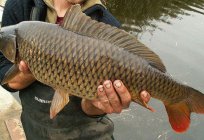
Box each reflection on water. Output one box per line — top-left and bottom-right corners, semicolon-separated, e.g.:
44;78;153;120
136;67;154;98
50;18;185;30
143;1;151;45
107;0;204;140
106;0;204;34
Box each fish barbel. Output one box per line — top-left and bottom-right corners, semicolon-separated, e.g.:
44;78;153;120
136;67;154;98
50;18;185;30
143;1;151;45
0;5;204;133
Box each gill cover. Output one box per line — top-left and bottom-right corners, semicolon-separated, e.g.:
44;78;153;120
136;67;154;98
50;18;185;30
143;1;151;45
0;33;17;63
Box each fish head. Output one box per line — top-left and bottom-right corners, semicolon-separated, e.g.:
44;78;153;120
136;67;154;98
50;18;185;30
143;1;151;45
0;25;17;63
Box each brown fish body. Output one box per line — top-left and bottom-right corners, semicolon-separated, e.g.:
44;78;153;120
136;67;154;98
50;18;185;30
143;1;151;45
15;21;178;103
1;5;204;133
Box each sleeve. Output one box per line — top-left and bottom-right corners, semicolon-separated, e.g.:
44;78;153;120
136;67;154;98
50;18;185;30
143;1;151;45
1;0;24;27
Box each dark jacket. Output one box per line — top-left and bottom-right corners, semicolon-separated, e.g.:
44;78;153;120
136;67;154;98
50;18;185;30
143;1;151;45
0;0;120;140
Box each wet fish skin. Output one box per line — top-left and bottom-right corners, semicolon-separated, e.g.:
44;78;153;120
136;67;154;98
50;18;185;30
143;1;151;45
0;5;204;133
17;22;166;101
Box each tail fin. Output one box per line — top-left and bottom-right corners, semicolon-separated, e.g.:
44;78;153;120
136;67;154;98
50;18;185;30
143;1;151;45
164;87;204;133
186;87;204;114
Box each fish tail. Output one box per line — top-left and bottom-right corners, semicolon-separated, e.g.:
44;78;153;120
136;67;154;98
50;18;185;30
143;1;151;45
164;87;204;133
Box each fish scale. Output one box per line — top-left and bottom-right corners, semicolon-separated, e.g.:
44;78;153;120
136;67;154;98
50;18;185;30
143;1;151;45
1;5;204;133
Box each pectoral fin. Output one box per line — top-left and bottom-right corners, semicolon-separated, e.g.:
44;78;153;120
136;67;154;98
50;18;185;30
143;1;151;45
1;64;20;85
50;89;70;119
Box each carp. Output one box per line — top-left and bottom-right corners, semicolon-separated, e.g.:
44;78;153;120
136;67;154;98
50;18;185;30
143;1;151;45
0;5;204;133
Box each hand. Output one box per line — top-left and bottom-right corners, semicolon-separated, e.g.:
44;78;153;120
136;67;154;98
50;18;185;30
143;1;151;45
7;61;35;90
19;60;32;74
81;80;151;116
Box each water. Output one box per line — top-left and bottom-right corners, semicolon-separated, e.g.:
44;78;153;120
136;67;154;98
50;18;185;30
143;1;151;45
106;0;204;139
0;0;204;139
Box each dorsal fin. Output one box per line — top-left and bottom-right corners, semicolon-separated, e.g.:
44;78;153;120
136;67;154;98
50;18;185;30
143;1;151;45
61;5;166;72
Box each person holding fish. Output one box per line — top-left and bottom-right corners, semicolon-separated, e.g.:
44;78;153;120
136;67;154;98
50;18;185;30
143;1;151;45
0;0;151;139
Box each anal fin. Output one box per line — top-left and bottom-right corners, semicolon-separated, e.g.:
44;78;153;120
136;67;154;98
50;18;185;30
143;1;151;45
132;97;155;112
50;89;70;119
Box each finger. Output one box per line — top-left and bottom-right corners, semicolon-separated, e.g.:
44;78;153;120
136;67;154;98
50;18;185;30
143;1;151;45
19;61;30;73
96;85;113;114
91;100;105;112
103;80;122;113
113;80;131;108
140;90;151;103
140;91;155;112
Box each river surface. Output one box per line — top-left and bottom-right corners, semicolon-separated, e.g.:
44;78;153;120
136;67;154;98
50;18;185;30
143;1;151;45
1;0;204;139
106;0;204;140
